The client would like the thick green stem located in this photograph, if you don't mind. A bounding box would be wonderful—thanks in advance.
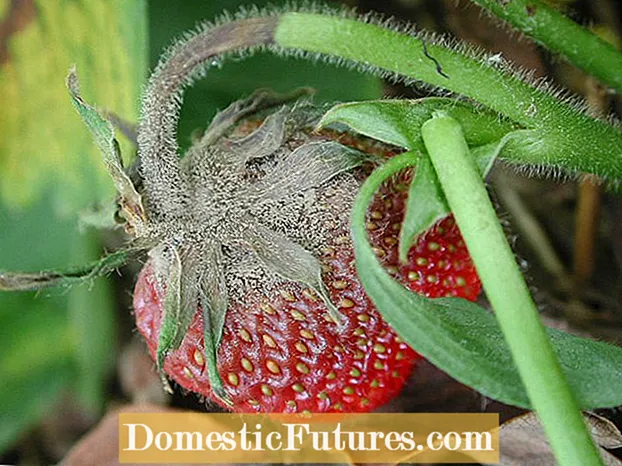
[470,0,622,93]
[274,12,622,180]
[421,114,602,466]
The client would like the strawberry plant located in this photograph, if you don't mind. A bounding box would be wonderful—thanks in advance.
[3,0,622,464]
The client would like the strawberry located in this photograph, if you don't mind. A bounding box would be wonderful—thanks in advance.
[68,35,482,413]
[133,160,480,412]
[3,26,481,417]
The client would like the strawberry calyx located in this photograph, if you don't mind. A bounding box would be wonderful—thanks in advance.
[135,91,380,407]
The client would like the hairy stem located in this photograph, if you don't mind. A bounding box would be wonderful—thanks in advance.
[138,8,622,214]
[139,9,622,219]
[274,12,622,180]
[470,0,622,93]
[422,114,603,466]
[137,17,278,218]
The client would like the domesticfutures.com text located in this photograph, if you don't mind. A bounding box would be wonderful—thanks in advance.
[123,422,494,453]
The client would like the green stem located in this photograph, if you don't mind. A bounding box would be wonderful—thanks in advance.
[274,12,622,180]
[421,114,602,466]
[470,0,622,93]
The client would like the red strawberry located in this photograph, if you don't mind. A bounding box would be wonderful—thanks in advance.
[133,167,480,413]
[97,63,482,414]
[368,171,481,300]
[50,26,483,416]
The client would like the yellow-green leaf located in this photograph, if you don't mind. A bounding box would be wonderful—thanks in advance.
[0,0,147,211]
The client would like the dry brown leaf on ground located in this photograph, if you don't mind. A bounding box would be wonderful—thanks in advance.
[118,339,171,405]
[59,404,178,466]
[485,411,622,466]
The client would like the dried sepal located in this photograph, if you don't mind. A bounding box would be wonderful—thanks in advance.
[251,141,370,203]
[227,105,289,168]
[67,68,146,236]
[201,87,314,147]
[241,221,345,325]
[0,249,133,291]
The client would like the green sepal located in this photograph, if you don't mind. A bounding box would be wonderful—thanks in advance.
[201,301,232,407]
[398,130,529,262]
[399,154,449,263]
[319,99,536,260]
[318,98,518,150]
[201,244,232,407]
[156,248,182,369]
[154,246,197,371]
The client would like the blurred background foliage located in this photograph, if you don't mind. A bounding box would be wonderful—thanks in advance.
[0,0,381,459]
[0,0,147,453]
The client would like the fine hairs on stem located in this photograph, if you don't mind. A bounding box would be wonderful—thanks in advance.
[138,3,622,206]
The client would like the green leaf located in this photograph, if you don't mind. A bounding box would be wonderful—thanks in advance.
[320,98,527,259]
[351,151,622,409]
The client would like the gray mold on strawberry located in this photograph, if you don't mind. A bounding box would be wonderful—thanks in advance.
[47,13,478,413]
[149,96,375,389]
[125,17,386,405]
